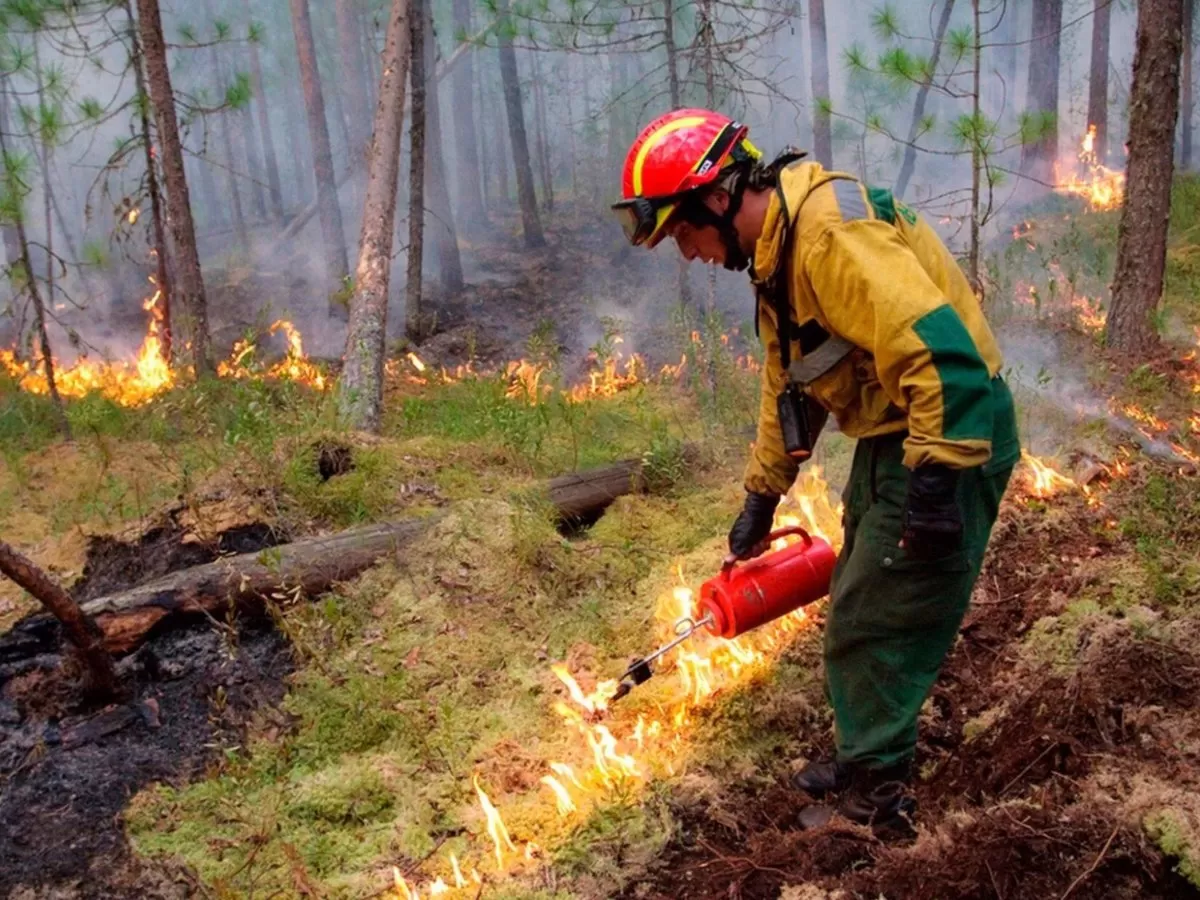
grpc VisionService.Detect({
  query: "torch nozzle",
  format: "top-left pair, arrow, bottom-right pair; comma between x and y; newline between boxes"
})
608,612 -> 714,705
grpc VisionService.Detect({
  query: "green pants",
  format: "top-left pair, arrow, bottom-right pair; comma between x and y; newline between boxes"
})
824,384 -> 1018,768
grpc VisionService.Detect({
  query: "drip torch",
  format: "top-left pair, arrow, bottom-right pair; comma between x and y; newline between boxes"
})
611,526 -> 837,702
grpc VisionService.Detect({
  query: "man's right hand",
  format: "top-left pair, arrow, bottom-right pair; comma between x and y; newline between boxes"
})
728,491 -> 781,559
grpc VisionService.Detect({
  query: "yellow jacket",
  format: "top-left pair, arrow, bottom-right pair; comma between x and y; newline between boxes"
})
744,161 -> 1014,496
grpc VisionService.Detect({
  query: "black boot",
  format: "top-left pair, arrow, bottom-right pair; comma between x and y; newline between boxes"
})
790,758 -> 852,798
797,761 -> 915,833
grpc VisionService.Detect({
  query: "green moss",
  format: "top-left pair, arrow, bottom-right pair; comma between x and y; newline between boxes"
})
1022,599 -> 1104,670
1145,809 -> 1200,888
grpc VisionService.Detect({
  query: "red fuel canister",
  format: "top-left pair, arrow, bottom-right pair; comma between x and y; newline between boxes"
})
699,527 -> 837,639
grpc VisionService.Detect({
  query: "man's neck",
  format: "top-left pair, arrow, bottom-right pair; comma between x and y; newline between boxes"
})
733,187 -> 773,261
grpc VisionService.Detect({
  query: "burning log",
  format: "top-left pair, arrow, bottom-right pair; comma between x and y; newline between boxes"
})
0,539 -> 119,700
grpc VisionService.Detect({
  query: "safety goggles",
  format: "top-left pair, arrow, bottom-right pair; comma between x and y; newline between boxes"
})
611,195 -> 680,248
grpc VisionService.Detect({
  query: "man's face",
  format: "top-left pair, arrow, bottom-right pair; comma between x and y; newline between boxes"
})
665,190 -> 730,265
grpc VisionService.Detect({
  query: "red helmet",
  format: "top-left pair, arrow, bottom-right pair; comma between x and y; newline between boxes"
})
613,108 -> 760,248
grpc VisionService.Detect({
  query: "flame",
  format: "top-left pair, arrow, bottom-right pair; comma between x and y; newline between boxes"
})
550,664 -> 618,716
216,319 -> 327,390
540,774 -> 577,816
408,352 -> 427,373
428,877 -> 449,896
566,354 -> 644,403
1021,451 -> 1076,498
473,776 -> 515,871
449,854 -> 466,889
393,868 -> 417,900
1054,124 -> 1125,211
127,208 -> 140,224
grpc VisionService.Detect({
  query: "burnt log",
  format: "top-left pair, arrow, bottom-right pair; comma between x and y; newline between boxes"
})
84,517 -> 434,654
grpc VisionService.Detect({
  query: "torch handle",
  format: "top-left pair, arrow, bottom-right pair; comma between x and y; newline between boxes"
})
720,526 -> 814,580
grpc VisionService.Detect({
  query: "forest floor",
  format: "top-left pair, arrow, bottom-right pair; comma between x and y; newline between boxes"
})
3,184 -> 1200,900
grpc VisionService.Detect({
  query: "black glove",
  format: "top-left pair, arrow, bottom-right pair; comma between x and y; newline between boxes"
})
901,464 -> 963,561
728,492 -> 780,560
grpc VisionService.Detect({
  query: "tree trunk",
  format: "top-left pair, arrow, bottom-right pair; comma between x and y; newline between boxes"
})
532,51 -> 554,213
423,5 -> 465,295
205,23 -> 249,248
283,73 -> 313,210
1087,0 -> 1112,162
406,0 -> 428,340
664,0 -> 681,107
451,0 -> 487,231
337,0 -> 372,166
496,0 -> 546,248
290,0 -> 351,315
492,63 -> 510,204
135,0 -> 213,376
337,0 -> 411,433
0,540 -> 118,699
127,0 -> 172,362
809,0 -> 833,167
969,0 -> 982,293
1019,0 -> 1064,193
994,0 -> 1019,121
1183,0 -> 1194,170
238,54 -> 268,224
1107,0 -> 1184,356
894,0 -> 956,199
245,16 -> 285,224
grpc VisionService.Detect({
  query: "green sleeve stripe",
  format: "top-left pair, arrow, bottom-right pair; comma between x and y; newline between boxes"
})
910,304 -> 994,442
867,186 -> 896,225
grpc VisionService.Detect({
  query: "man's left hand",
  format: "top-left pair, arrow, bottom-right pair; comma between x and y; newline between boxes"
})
901,464 -> 963,560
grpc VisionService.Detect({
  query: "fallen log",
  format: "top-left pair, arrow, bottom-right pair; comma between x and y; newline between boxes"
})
85,517 -> 434,654
0,450 -> 683,667
546,457 -> 646,526
0,518 -> 434,665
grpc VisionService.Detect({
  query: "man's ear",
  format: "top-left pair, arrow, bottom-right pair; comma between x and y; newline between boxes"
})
703,188 -> 731,216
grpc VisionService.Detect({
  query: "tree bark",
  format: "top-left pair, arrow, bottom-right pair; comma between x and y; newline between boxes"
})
531,51 -> 553,213
809,0 -> 833,167
423,5 -> 465,295
135,0 -> 213,375
894,0 -> 956,199
337,0 -> 411,433
290,0 -> 351,314
1019,0 -> 1064,194
406,0 -> 428,340
1107,0 -> 1184,356
492,62 -> 510,204
127,0 -> 172,362
451,0 -> 487,231
496,0 -> 546,248
0,539 -> 117,699
337,0 -> 373,166
1087,0 -> 1112,162
204,19 -> 249,248
1183,0 -> 1194,170
245,15 -> 285,224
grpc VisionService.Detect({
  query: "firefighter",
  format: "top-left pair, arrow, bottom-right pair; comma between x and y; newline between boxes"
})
613,109 -> 1019,830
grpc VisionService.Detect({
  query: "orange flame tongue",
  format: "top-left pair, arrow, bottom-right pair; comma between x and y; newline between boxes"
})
1022,451 -> 1076,498
473,776 -> 515,870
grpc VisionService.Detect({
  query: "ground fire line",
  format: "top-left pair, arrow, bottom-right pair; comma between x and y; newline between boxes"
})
388,452 -> 1100,898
